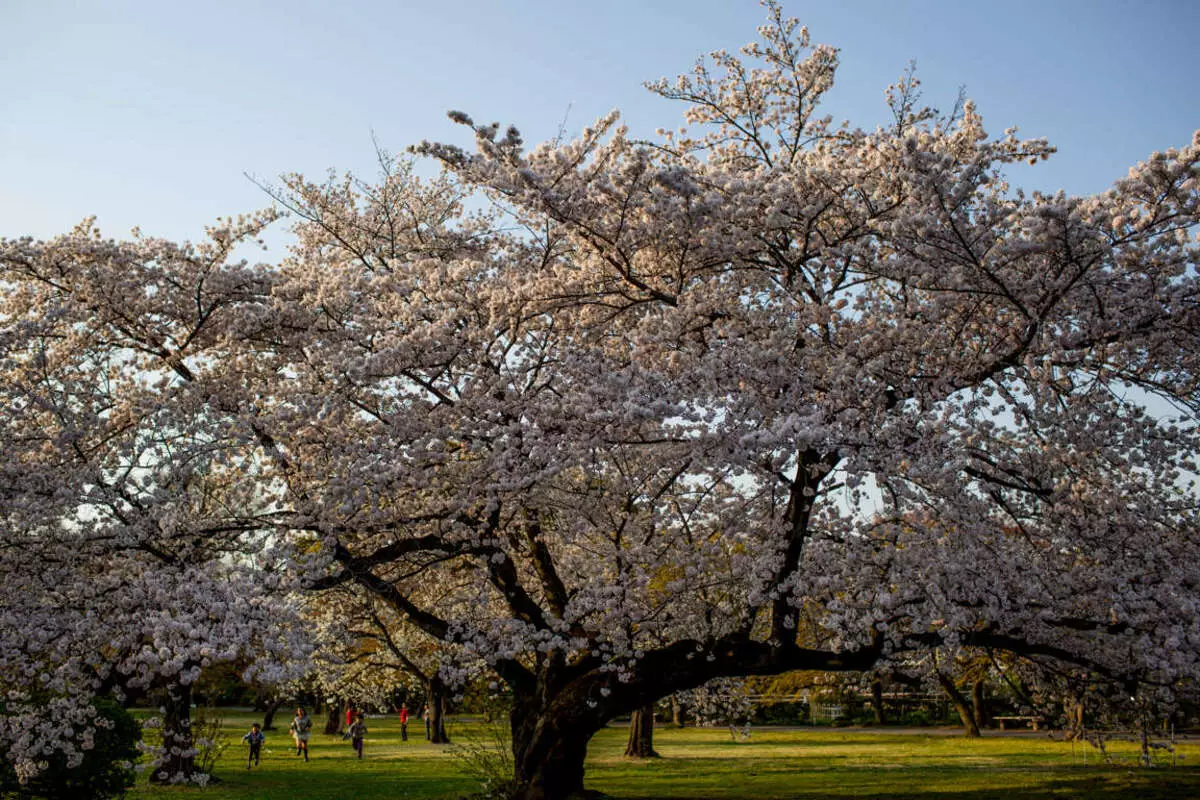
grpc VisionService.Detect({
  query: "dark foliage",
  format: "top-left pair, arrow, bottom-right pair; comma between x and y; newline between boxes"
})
0,698 -> 140,800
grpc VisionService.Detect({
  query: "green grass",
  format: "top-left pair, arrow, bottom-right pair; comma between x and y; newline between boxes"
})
127,710 -> 1200,799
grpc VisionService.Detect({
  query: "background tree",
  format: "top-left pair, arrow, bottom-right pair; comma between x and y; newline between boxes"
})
624,705 -> 660,759
0,215 -> 308,784
930,650 -> 981,737
304,582 -> 471,744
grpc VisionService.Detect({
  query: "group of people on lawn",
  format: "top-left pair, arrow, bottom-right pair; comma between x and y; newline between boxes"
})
241,703 -> 433,769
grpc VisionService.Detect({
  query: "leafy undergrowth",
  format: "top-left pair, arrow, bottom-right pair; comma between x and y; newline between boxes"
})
127,710 -> 1200,800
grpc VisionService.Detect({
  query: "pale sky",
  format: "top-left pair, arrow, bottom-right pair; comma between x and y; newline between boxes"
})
3,0 -> 1197,244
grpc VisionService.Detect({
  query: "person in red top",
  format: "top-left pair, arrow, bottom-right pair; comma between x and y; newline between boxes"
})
398,704 -> 409,741
345,704 -> 355,730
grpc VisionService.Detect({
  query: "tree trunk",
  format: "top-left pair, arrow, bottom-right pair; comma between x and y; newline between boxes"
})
971,679 -> 988,730
428,679 -> 451,744
624,704 -> 659,758
1063,693 -> 1085,741
262,697 -> 286,731
324,698 -> 344,735
935,670 -> 981,737
871,677 -> 886,725
670,695 -> 685,728
492,623 -> 883,798
115,679 -> 147,709
150,680 -> 197,784
510,701 -> 601,800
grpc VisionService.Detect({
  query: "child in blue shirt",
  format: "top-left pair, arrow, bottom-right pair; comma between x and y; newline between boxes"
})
242,722 -> 265,769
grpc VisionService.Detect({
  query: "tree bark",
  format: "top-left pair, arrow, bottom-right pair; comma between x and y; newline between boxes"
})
510,696 -> 602,800
670,695 -> 685,728
149,680 -> 197,784
496,633 -> 882,799
324,698 -> 344,735
624,704 -> 660,758
871,677 -> 886,725
935,671 -> 981,737
1063,693 -> 1085,741
971,679 -> 988,730
427,679 -> 451,744
261,696 -> 287,731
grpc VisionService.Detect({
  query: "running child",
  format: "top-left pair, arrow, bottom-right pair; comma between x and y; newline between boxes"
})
289,707 -> 312,762
241,722 -> 265,769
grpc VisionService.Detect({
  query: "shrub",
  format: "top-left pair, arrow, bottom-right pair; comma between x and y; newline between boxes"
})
0,698 -> 140,800
901,710 -> 933,727
452,718 -> 515,800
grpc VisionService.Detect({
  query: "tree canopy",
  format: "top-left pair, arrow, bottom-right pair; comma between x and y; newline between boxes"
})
1,4 -> 1197,797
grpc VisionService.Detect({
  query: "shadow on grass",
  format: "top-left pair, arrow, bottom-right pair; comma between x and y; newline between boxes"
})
607,771 -> 1200,800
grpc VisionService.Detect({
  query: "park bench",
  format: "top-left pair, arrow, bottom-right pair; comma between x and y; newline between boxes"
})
994,715 -> 1042,731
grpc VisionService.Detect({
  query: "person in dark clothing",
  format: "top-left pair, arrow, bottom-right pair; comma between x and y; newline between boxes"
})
347,713 -> 368,759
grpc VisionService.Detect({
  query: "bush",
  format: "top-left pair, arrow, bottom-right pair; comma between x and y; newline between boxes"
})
850,711 -> 878,726
191,706 -> 229,782
0,698 -> 140,800
901,710 -> 934,727
451,717 -> 515,800
752,702 -> 808,725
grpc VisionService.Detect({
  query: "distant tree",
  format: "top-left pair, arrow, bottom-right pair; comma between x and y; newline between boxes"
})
624,705 -> 659,758
304,579 -> 470,744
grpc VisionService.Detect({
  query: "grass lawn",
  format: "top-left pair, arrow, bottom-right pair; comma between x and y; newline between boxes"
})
128,709 -> 1200,800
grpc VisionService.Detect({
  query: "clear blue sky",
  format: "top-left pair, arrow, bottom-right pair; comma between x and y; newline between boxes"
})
3,0 -> 1197,244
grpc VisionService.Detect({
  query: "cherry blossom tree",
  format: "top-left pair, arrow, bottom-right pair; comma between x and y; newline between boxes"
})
0,215 -> 308,784
303,580 -> 469,743
401,3 -> 1196,793
2,3 -> 1197,799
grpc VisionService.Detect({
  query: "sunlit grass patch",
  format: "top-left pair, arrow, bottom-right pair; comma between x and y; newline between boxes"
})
127,710 -> 1200,800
